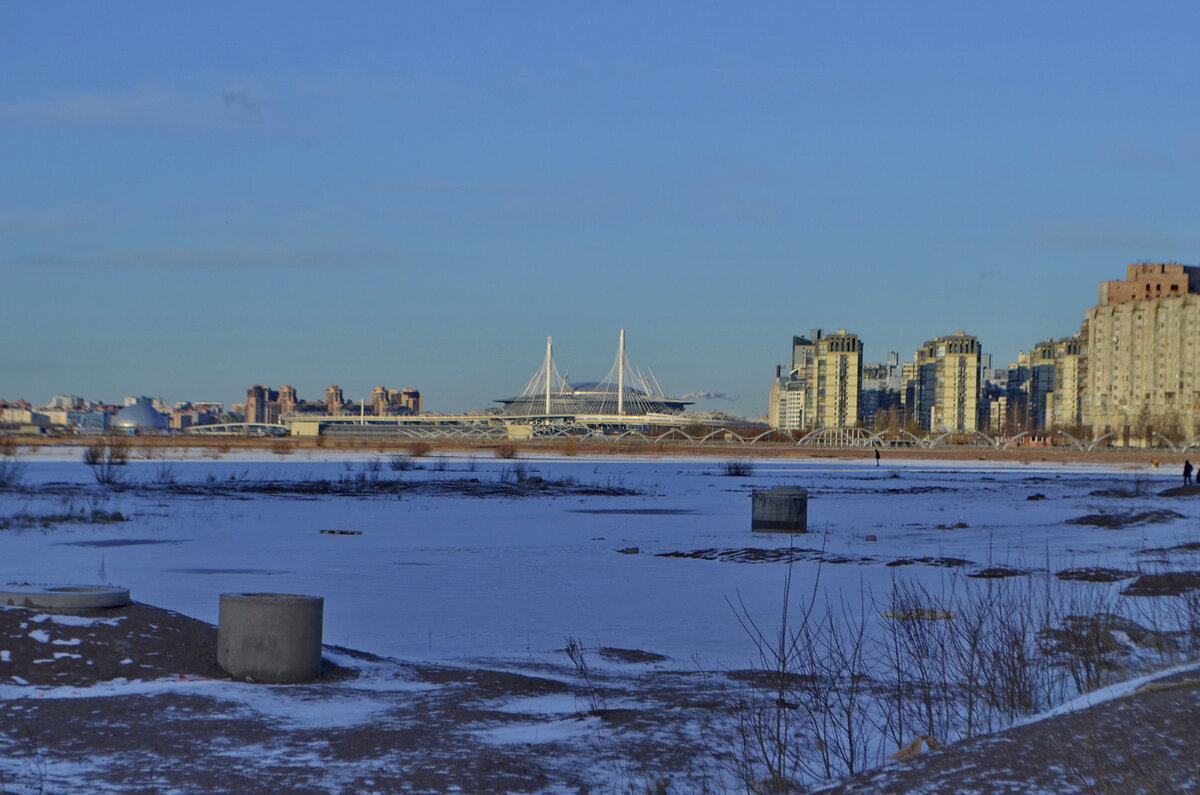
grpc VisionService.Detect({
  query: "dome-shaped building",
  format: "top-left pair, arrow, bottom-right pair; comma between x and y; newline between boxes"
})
111,398 -> 168,433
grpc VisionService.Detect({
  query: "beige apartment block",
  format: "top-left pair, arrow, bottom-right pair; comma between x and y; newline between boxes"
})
813,331 -> 863,428
1045,333 -> 1086,428
768,330 -> 862,431
324,385 -> 345,415
988,394 -> 1009,434
1085,263 -> 1200,441
913,331 -> 981,432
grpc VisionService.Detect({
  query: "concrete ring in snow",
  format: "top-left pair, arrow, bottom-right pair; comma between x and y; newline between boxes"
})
218,592 -> 324,683
0,584 -> 132,610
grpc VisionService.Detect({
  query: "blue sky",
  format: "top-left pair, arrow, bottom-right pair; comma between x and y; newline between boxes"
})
3,2 -> 1199,414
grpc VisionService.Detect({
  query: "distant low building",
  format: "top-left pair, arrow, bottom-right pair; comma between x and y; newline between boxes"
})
1,407 -> 49,428
170,402 -> 220,431
111,397 -> 167,433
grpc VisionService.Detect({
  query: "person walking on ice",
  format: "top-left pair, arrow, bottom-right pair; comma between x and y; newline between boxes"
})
1185,460 -> 1194,486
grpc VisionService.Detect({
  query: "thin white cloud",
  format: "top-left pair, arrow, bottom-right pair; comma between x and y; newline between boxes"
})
0,89 -> 187,124
0,86 -> 261,125
0,245 -> 392,271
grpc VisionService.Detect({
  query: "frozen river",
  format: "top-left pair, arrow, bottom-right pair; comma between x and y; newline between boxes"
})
3,448 -> 1190,670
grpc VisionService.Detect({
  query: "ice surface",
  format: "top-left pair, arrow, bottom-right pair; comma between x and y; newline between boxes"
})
1,452 -> 1189,669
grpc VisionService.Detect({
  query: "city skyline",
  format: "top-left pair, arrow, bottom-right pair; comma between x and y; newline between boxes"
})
5,3 -> 1200,413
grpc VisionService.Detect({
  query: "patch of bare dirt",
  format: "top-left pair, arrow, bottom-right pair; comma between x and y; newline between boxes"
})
1136,541 -> 1200,556
1067,509 -> 1184,528
0,602 -> 228,687
1121,571 -> 1200,597
598,647 -> 670,664
1056,567 -> 1139,583
656,547 -> 873,564
968,567 -> 1027,579
1159,484 -> 1200,497
885,556 -> 974,568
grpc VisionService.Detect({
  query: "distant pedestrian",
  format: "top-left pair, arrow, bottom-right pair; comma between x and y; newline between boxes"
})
1153,459 -> 1160,470
875,448 -> 881,467
1185,460 -> 1194,485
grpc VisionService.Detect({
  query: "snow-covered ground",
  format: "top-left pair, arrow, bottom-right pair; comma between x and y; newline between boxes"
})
0,449 -> 1187,668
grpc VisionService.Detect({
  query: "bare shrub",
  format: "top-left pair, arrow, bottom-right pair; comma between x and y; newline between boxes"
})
83,435 -> 130,486
723,551 -> 829,790
404,441 -> 432,457
880,574 -> 1071,744
720,458 -> 756,477
494,444 -> 518,460
724,549 -> 1200,789
342,459 -> 382,489
776,598 -> 878,782
879,579 -> 959,745
498,461 -> 533,484
388,454 -> 416,472
152,460 -> 177,486
0,437 -> 25,489
565,637 -> 607,716
1039,580 -> 1131,695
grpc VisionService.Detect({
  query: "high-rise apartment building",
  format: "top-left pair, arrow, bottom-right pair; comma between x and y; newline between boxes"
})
370,386 -> 390,416
813,331 -> 863,428
910,331 -> 981,432
768,329 -> 862,430
278,385 -> 298,415
1029,333 -> 1086,429
1085,263 -> 1200,441
400,388 -> 422,414
245,385 -> 280,424
324,385 -> 345,415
